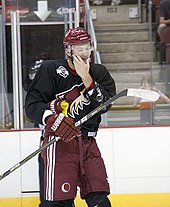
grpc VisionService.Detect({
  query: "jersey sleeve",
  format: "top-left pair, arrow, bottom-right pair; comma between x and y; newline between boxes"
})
85,63 -> 116,113
25,61 -> 57,125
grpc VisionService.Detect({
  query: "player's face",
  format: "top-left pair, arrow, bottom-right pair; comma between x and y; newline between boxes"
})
71,43 -> 93,60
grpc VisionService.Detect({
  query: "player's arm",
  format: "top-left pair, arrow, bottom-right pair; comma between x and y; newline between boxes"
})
25,61 -> 57,125
159,16 -> 170,25
25,59 -> 81,142
87,64 -> 116,112
72,53 -> 116,111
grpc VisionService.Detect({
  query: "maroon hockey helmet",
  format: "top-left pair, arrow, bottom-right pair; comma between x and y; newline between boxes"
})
63,27 -> 91,46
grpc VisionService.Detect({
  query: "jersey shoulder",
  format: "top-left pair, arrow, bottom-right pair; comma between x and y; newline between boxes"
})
38,59 -> 69,75
90,63 -> 110,78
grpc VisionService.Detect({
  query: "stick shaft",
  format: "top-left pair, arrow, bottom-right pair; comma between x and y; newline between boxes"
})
75,89 -> 127,126
0,137 -> 58,180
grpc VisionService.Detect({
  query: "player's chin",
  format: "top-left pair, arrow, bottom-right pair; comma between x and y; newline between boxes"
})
82,57 -> 90,63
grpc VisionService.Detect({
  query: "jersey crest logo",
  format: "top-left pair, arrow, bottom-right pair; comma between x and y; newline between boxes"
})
56,66 -> 69,78
69,89 -> 89,118
55,83 -> 90,118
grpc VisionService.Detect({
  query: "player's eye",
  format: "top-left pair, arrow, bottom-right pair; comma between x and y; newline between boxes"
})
73,46 -> 93,52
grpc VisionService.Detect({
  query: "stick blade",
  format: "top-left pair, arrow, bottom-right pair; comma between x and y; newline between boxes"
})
127,88 -> 160,102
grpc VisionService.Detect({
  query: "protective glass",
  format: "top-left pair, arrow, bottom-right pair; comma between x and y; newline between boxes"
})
72,45 -> 94,53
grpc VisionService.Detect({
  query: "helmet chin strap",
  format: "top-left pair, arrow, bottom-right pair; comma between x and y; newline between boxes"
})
67,45 -> 74,65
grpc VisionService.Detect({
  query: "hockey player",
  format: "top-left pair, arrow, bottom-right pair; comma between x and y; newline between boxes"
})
25,27 -> 116,207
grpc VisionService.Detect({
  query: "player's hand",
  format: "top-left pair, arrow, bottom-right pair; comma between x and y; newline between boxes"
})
45,113 -> 81,142
73,54 -> 92,88
72,54 -> 90,77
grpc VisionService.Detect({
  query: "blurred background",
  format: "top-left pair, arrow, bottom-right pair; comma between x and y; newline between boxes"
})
0,0 -> 170,129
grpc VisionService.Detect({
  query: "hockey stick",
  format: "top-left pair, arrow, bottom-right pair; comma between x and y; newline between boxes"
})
0,88 -> 159,180
75,88 -> 159,126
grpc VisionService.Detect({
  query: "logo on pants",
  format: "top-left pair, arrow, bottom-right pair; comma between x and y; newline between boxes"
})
61,182 -> 71,193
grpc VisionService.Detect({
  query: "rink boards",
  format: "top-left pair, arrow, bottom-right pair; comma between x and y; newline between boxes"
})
0,126 -> 170,207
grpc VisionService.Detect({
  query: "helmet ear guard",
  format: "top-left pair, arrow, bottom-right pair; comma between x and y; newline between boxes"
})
63,27 -> 91,47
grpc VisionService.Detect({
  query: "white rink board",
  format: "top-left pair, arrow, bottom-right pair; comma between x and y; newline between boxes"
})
96,127 -> 170,194
0,130 -> 41,198
20,130 -> 41,192
0,126 -> 170,198
0,132 -> 21,198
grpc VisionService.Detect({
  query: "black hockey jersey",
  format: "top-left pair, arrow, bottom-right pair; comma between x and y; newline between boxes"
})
25,59 -> 116,136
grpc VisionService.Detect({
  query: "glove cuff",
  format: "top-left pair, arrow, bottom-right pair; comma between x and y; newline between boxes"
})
42,110 -> 53,125
49,100 -> 57,113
